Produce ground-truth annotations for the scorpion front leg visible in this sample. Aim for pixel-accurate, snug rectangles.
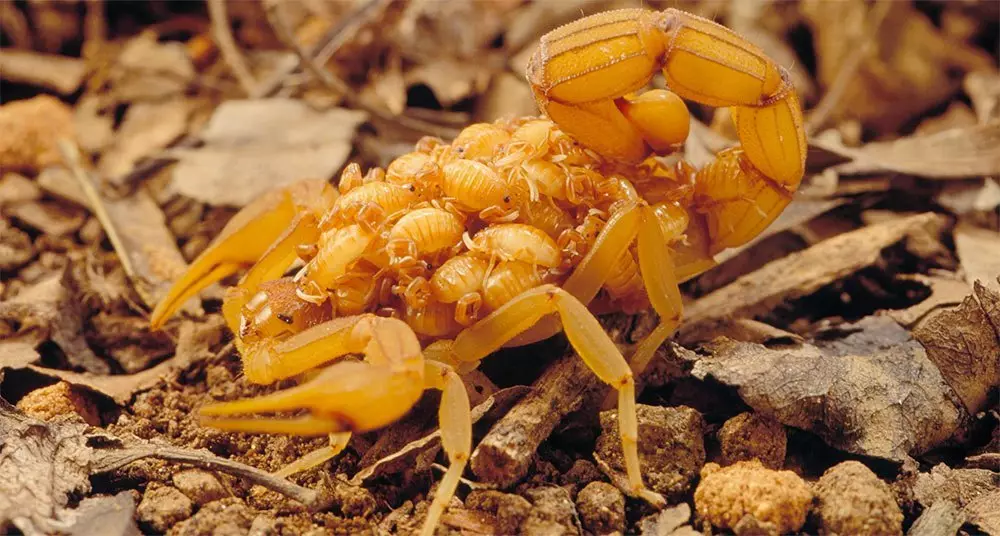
[198,314,470,536]
[528,8,807,251]
[150,180,338,328]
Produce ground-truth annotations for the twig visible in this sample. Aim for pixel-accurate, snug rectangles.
[263,0,460,139]
[804,0,892,136]
[92,444,330,510]
[252,0,391,99]
[58,140,138,282]
[207,0,258,96]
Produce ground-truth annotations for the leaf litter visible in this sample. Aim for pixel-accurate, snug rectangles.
[1,1,998,534]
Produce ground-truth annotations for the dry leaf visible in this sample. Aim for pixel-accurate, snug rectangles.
[0,49,86,95]
[83,186,191,308]
[0,220,35,271]
[681,212,949,342]
[108,31,194,102]
[99,99,191,182]
[813,122,1000,179]
[35,167,90,209]
[954,223,1000,293]
[0,172,42,207]
[965,71,1000,124]
[885,273,971,327]
[913,464,998,510]
[0,271,108,374]
[965,491,1000,535]
[913,280,1000,415]
[17,319,221,406]
[935,178,1000,217]
[405,58,491,108]
[638,503,700,536]
[170,99,366,207]
[686,316,964,462]
[0,400,98,536]
[8,201,86,237]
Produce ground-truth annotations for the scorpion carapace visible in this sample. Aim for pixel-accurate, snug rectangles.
[150,8,805,536]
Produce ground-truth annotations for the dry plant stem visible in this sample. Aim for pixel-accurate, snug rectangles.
[264,0,459,139]
[92,445,329,509]
[470,353,602,488]
[207,0,258,97]
[58,139,138,282]
[805,0,892,136]
[252,0,390,98]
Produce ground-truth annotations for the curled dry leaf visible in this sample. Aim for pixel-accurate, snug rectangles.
[686,316,966,462]
[170,99,367,207]
[911,463,999,532]
[681,212,949,343]
[0,270,108,374]
[813,122,1000,179]
[913,279,1000,415]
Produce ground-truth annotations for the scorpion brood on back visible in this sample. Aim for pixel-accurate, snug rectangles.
[151,8,806,535]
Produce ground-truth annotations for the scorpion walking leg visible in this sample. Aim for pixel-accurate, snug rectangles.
[631,206,684,376]
[448,285,665,506]
[151,180,337,328]
[419,361,471,536]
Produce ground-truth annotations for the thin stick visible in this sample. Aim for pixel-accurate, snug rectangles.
[263,0,459,139]
[804,0,892,136]
[207,0,258,96]
[58,139,138,282]
[92,444,329,510]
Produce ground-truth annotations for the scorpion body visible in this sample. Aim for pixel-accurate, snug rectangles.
[151,8,806,535]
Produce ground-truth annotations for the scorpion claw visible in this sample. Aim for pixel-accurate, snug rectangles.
[151,180,337,329]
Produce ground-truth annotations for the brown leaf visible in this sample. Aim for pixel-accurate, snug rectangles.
[955,223,1000,293]
[77,182,192,309]
[35,167,90,209]
[99,99,191,183]
[681,212,949,343]
[0,270,108,374]
[965,491,1000,535]
[0,399,96,535]
[170,99,366,207]
[965,71,1000,124]
[8,200,86,237]
[0,172,42,207]
[913,464,998,510]
[0,49,86,95]
[685,316,965,462]
[404,58,491,108]
[885,273,970,327]
[23,318,222,406]
[108,31,194,103]
[913,279,1000,415]
[0,219,35,271]
[813,122,1000,179]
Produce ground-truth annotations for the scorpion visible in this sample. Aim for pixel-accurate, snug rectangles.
[151,8,805,535]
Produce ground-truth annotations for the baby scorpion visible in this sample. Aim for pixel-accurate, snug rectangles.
[151,7,805,535]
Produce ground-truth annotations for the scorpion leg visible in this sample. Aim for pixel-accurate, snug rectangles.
[446,285,665,506]
[273,432,352,478]
[150,180,337,329]
[420,360,472,536]
[199,314,426,436]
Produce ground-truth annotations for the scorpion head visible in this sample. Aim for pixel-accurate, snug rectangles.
[237,277,332,342]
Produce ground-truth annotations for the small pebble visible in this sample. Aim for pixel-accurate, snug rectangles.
[694,460,812,534]
[16,382,100,426]
[576,482,625,535]
[172,469,228,505]
[718,412,787,469]
[137,483,193,533]
[814,461,903,536]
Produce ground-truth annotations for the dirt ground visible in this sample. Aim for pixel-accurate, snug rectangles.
[1,1,999,535]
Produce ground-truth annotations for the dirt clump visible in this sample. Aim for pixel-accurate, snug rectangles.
[718,412,787,469]
[813,461,903,536]
[693,460,813,534]
[595,404,705,500]
[170,497,254,536]
[465,490,533,534]
[521,486,583,535]
[137,483,194,533]
[172,469,229,506]
[0,95,75,172]
[15,381,101,425]
[576,481,625,535]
